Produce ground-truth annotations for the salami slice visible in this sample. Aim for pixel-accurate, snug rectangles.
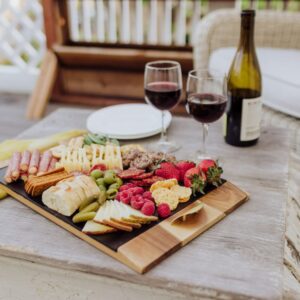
[118,168,145,179]
[129,180,150,187]
[132,172,154,180]
[142,176,165,185]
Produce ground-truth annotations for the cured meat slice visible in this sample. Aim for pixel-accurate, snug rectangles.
[20,150,31,172]
[117,168,145,179]
[4,159,13,183]
[29,150,40,175]
[142,176,165,185]
[129,180,150,187]
[38,150,52,174]
[48,157,58,171]
[132,172,154,180]
[11,152,21,180]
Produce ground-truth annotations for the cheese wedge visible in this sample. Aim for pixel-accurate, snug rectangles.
[94,200,158,231]
[82,221,116,235]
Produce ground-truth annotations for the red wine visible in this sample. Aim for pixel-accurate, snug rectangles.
[145,82,181,110]
[186,93,227,123]
[225,89,261,147]
[225,10,262,147]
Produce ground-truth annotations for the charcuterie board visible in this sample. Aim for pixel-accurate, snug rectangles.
[0,134,248,273]
[0,173,247,273]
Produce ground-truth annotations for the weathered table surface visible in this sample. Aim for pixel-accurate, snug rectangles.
[0,108,288,299]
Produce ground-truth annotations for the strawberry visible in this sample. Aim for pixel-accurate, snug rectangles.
[184,167,206,195]
[175,161,196,181]
[154,162,180,181]
[198,159,223,187]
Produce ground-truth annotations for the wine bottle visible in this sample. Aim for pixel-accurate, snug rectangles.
[224,10,262,147]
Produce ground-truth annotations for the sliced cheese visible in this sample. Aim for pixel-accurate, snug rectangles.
[82,221,116,235]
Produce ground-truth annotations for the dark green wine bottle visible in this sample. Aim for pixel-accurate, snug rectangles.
[224,10,262,147]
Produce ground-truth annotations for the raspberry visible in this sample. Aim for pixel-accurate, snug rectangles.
[141,201,155,216]
[143,191,153,201]
[119,183,136,192]
[130,187,144,195]
[131,197,144,210]
[121,190,133,198]
[157,203,171,218]
[119,191,131,204]
[115,192,121,201]
[136,195,144,202]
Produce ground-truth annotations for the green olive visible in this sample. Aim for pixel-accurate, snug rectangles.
[115,177,123,187]
[79,197,96,211]
[108,183,119,190]
[90,169,104,179]
[104,170,115,177]
[96,178,105,186]
[80,201,100,214]
[106,188,118,199]
[98,190,107,205]
[97,184,107,193]
[104,173,116,185]
[72,211,96,223]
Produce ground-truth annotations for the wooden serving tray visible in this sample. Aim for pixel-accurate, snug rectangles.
[0,169,248,273]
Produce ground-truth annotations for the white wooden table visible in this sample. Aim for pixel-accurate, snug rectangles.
[0,108,289,300]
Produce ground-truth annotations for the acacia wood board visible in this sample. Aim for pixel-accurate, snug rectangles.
[0,170,248,274]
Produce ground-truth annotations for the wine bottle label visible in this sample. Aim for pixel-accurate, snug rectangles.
[240,97,262,141]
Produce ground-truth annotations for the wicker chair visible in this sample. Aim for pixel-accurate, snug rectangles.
[193,9,300,155]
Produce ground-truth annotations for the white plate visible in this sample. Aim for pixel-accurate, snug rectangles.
[86,104,172,140]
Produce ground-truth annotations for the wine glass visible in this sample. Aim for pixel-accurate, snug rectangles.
[144,61,182,153]
[186,69,227,161]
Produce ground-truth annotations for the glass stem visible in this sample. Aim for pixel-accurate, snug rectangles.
[160,110,167,142]
[202,123,208,156]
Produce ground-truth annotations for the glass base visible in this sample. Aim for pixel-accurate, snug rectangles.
[193,151,214,162]
[150,140,181,153]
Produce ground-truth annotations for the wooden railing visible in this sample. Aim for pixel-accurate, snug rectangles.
[0,0,299,94]
[67,0,203,47]
[66,0,300,48]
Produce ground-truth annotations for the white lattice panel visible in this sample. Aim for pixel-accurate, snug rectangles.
[0,0,45,92]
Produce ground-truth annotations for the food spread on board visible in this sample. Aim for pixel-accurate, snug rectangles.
[2,132,223,236]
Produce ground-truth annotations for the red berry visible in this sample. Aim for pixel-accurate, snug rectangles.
[175,161,196,181]
[119,183,136,192]
[131,197,144,210]
[130,187,144,195]
[120,193,130,205]
[183,167,206,195]
[143,191,153,200]
[157,203,171,218]
[197,159,223,186]
[115,192,121,201]
[141,201,155,216]
[198,159,216,173]
[155,162,180,181]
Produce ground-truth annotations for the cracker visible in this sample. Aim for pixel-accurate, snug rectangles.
[152,188,179,211]
[150,179,178,192]
[170,185,192,203]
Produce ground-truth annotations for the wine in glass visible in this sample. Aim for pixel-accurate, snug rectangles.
[186,69,227,160]
[144,61,182,153]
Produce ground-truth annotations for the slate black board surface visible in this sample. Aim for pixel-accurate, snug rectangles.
[0,168,223,251]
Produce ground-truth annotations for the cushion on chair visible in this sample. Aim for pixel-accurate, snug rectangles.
[208,48,300,118]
